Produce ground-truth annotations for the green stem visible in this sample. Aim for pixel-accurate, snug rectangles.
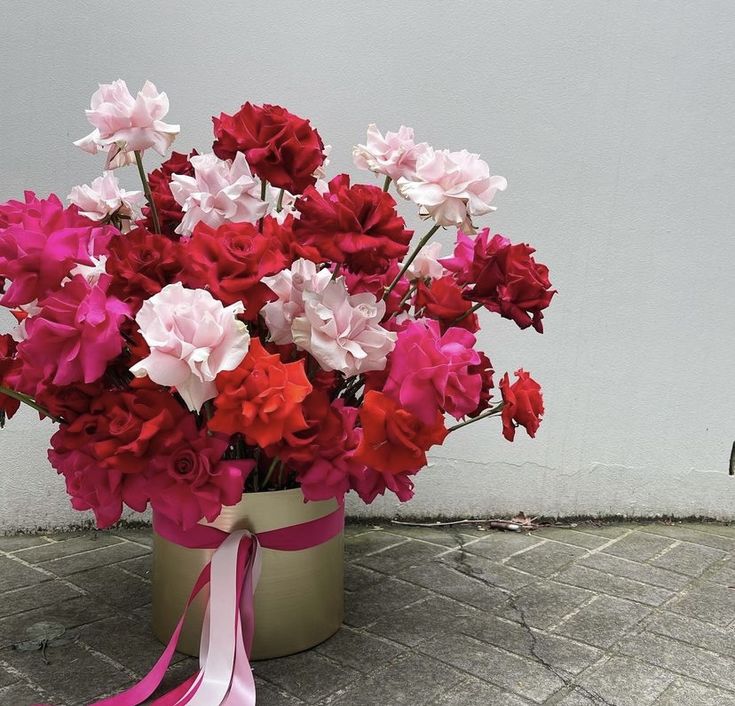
[276,189,285,212]
[384,224,441,299]
[394,281,419,314]
[447,403,505,433]
[0,385,61,423]
[452,302,483,325]
[134,151,160,234]
[382,175,392,192]
[261,457,280,490]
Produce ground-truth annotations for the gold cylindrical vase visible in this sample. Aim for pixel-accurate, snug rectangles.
[151,488,344,660]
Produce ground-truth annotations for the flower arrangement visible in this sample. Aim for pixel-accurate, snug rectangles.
[0,79,555,532]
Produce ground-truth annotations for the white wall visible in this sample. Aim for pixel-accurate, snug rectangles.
[1,0,734,530]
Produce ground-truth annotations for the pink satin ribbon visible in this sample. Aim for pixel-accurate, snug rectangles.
[34,504,344,706]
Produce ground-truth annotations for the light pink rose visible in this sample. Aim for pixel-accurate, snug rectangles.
[353,125,429,181]
[170,153,267,236]
[397,148,507,233]
[74,80,180,168]
[291,277,397,376]
[260,258,333,344]
[407,241,444,281]
[130,282,251,412]
[67,171,143,226]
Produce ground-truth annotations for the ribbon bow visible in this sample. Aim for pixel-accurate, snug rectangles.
[34,505,344,706]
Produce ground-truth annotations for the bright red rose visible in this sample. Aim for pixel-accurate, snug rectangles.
[182,221,288,319]
[465,232,555,333]
[349,465,417,505]
[499,369,544,441]
[142,150,198,236]
[294,175,413,274]
[263,213,314,266]
[0,334,20,422]
[354,390,447,473]
[415,276,479,333]
[212,103,325,194]
[209,339,312,447]
[105,227,184,311]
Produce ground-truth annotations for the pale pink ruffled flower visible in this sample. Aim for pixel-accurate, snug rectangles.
[407,241,444,281]
[291,278,397,376]
[67,171,143,225]
[353,125,429,181]
[74,80,180,168]
[397,148,507,233]
[130,282,251,412]
[170,153,266,236]
[260,258,333,344]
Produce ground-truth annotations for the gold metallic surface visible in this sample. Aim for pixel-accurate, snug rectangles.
[151,488,344,659]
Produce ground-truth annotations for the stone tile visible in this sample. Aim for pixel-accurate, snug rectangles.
[529,528,609,549]
[441,551,536,592]
[344,531,405,562]
[38,542,149,577]
[553,595,651,648]
[577,656,675,706]
[143,657,198,704]
[315,626,403,673]
[0,535,53,553]
[655,678,735,705]
[666,581,735,626]
[646,611,735,657]
[578,552,689,590]
[618,631,735,692]
[0,595,115,649]
[117,555,152,580]
[505,580,595,629]
[462,532,543,562]
[419,632,564,703]
[355,539,445,574]
[428,676,532,705]
[328,653,465,706]
[0,665,17,689]
[254,650,359,703]
[1,640,131,705]
[573,524,633,538]
[554,565,674,606]
[384,524,469,548]
[0,681,51,706]
[0,579,81,618]
[460,613,601,676]
[65,565,150,612]
[252,678,304,706]
[368,596,473,647]
[343,563,382,593]
[649,542,728,577]
[400,561,511,614]
[505,542,587,578]
[18,534,122,564]
[344,577,430,628]
[554,688,600,705]
[111,528,154,548]
[0,557,49,592]
[708,556,735,586]
[603,532,675,562]
[681,522,735,539]
[640,525,735,552]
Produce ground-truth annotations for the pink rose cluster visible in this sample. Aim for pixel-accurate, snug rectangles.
[0,79,554,532]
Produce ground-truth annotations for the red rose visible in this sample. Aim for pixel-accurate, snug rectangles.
[105,227,184,312]
[415,276,479,333]
[181,221,288,319]
[142,150,198,236]
[349,465,417,505]
[35,381,104,423]
[465,232,555,333]
[212,103,324,194]
[343,261,410,319]
[209,339,312,447]
[499,369,544,441]
[293,175,413,274]
[467,351,495,417]
[354,390,447,473]
[0,334,20,422]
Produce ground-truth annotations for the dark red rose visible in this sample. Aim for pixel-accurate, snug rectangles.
[35,381,104,423]
[181,221,288,319]
[0,334,20,422]
[293,175,413,274]
[499,369,544,441]
[105,227,184,312]
[142,150,198,236]
[343,261,410,319]
[212,103,325,194]
[467,351,495,417]
[415,276,479,333]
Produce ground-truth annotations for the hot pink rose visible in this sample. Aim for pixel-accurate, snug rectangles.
[353,124,429,181]
[349,466,417,504]
[383,319,482,423]
[130,283,251,412]
[17,275,130,387]
[74,80,180,168]
[397,148,507,233]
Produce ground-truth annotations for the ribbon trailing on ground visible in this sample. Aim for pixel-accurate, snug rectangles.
[33,505,344,706]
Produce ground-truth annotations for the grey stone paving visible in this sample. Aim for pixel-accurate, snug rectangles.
[0,522,734,705]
